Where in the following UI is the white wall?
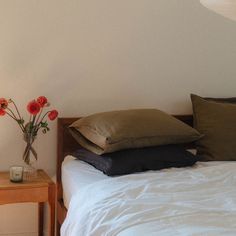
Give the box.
[0,0,236,235]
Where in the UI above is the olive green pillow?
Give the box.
[191,94,236,161]
[69,109,201,155]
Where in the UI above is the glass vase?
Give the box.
[22,132,38,180]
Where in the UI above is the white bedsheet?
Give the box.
[62,156,108,208]
[61,160,236,236]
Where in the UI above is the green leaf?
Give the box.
[41,121,48,128]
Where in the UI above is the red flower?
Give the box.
[0,98,8,109]
[0,109,6,116]
[27,100,41,115]
[48,110,58,120]
[37,96,48,107]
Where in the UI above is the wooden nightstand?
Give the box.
[0,169,55,236]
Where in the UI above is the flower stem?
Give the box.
[7,107,18,120]
[31,115,36,130]
[5,111,25,132]
[35,108,43,127]
[12,100,22,121]
[34,111,50,133]
[6,107,25,132]
[39,111,50,123]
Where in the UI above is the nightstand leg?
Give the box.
[49,184,56,236]
[38,202,44,236]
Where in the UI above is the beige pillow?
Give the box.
[191,94,236,161]
[70,109,201,155]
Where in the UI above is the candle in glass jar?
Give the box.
[9,166,23,183]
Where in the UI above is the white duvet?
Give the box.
[61,162,236,236]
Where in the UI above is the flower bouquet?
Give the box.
[0,96,58,169]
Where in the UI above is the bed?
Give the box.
[56,116,236,236]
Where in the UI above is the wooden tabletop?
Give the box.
[0,169,54,190]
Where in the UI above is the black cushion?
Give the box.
[72,145,199,176]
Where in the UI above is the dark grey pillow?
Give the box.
[72,145,199,176]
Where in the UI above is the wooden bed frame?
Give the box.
[56,115,194,235]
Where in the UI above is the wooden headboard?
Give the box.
[57,118,80,202]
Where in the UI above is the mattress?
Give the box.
[61,157,236,236]
[62,155,109,208]
[62,155,229,208]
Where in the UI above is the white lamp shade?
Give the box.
[200,0,236,21]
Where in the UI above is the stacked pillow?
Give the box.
[69,109,201,176]
[72,145,198,176]
[191,94,236,161]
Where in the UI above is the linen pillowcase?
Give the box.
[72,145,199,176]
[191,94,236,161]
[69,109,201,155]
[205,96,236,104]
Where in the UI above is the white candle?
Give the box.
[9,166,23,183]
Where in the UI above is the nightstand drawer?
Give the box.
[0,186,48,204]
